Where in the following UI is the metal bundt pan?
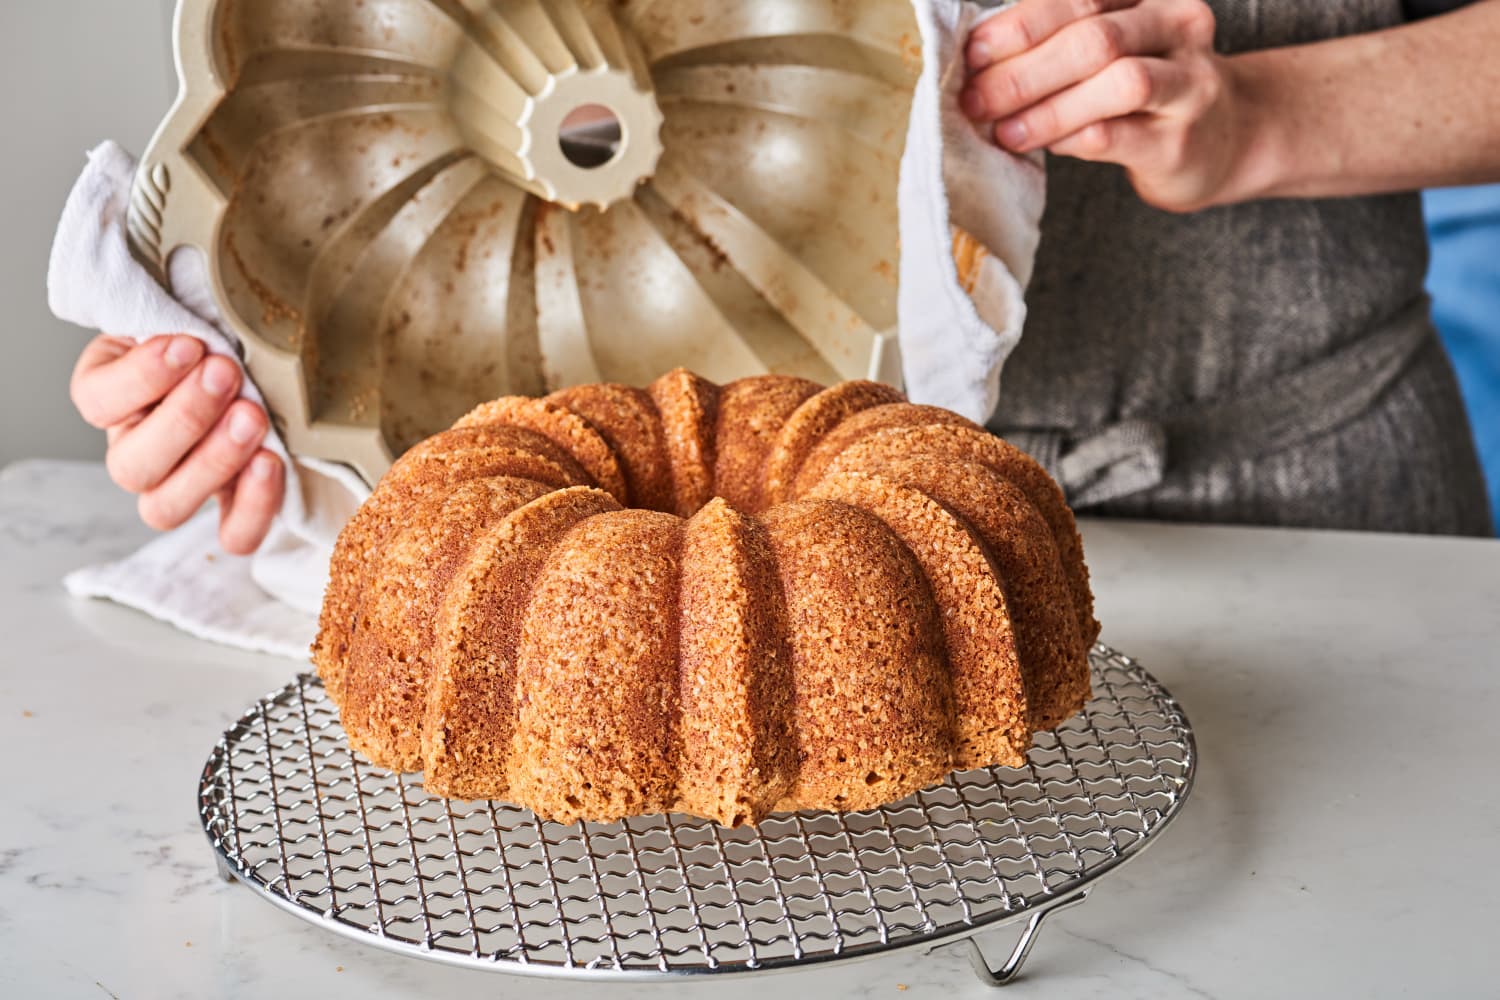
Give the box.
[130,0,923,483]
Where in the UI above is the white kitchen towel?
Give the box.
[47,141,370,660]
[45,1,1040,660]
[898,0,1045,424]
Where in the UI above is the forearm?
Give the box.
[1226,0,1500,203]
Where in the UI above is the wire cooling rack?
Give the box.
[198,644,1194,986]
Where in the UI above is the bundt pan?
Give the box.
[130,0,924,483]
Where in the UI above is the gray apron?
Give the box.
[989,0,1493,536]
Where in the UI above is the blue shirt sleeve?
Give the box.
[1423,186,1500,535]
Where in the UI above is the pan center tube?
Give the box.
[559,103,624,169]
[445,2,665,212]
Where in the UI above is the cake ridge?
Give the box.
[713,375,823,514]
[649,369,721,517]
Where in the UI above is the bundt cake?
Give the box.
[313,370,1099,827]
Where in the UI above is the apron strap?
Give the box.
[996,296,1435,507]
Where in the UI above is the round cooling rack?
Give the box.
[198,644,1195,986]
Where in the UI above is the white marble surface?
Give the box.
[2,458,1498,999]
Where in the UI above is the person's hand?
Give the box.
[69,334,284,555]
[961,0,1254,213]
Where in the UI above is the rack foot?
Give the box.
[963,890,1089,987]
[212,851,238,884]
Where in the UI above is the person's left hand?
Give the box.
[961,0,1254,213]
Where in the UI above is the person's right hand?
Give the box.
[69,334,285,555]
[961,0,1242,213]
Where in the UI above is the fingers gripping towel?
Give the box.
[48,141,370,659]
[45,1,1041,659]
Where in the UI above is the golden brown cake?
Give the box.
[314,370,1100,827]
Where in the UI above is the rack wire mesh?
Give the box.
[198,644,1194,984]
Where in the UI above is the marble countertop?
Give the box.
[2,458,1498,999]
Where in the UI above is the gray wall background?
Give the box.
[0,1,175,468]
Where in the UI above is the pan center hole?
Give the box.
[559,104,623,169]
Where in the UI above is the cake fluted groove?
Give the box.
[822,453,1091,732]
[761,500,956,813]
[805,471,1031,768]
[422,486,625,800]
[508,508,687,824]
[313,423,596,703]
[761,380,906,507]
[648,368,721,517]
[454,396,628,503]
[546,382,677,515]
[338,476,551,771]
[676,498,797,825]
[789,417,1098,647]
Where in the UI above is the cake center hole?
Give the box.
[559,104,623,169]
